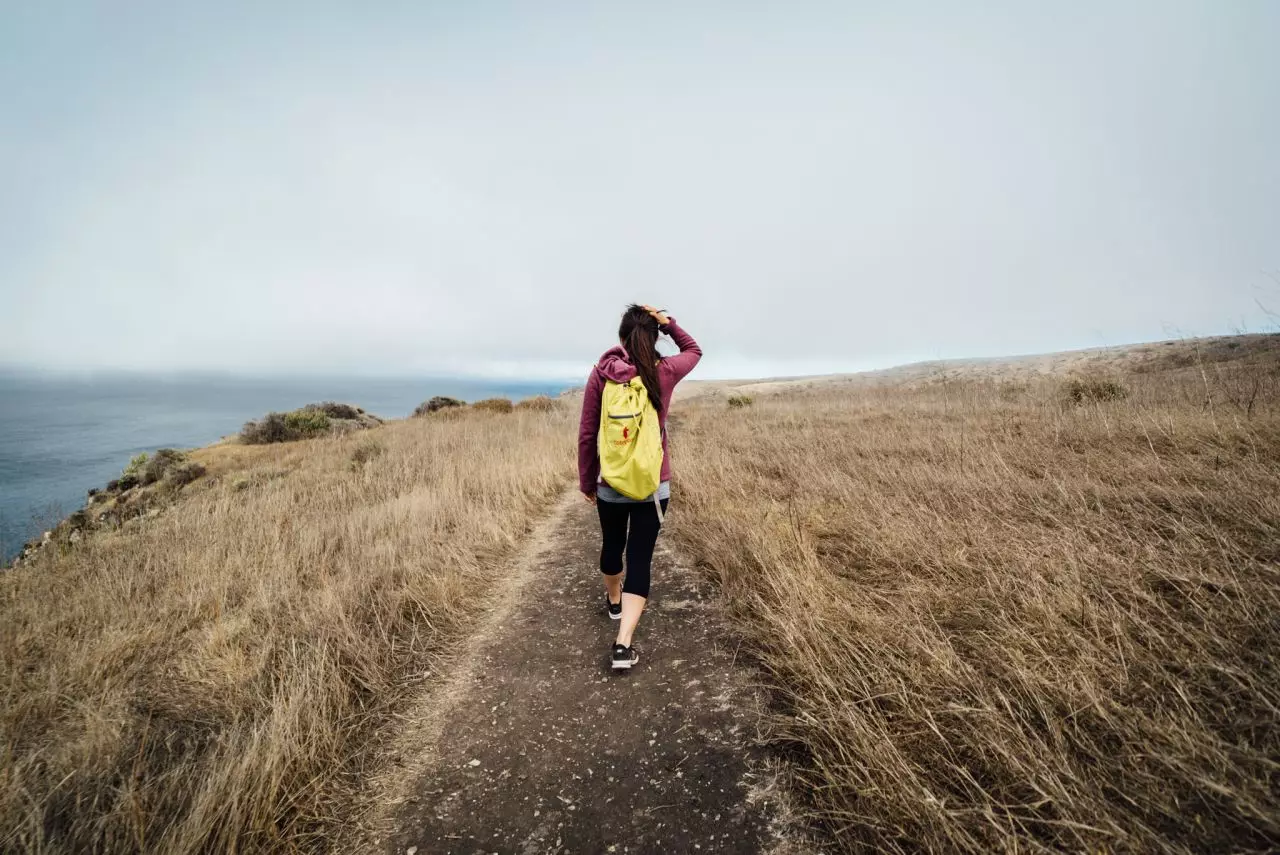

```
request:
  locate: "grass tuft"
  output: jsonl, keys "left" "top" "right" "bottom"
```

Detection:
{"left": 1062, "top": 376, "right": 1127, "bottom": 404}
{"left": 471, "top": 398, "right": 514, "bottom": 414}
{"left": 349, "top": 438, "right": 385, "bottom": 469}
{"left": 515, "top": 395, "right": 559, "bottom": 412}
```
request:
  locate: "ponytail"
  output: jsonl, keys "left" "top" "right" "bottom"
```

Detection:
{"left": 618, "top": 305, "right": 663, "bottom": 414}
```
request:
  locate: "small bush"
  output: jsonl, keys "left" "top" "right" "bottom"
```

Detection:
{"left": 350, "top": 439, "right": 384, "bottom": 468}
{"left": 304, "top": 402, "right": 362, "bottom": 420}
{"left": 241, "top": 408, "right": 332, "bottom": 444}
{"left": 142, "top": 449, "right": 186, "bottom": 485}
{"left": 472, "top": 398, "right": 514, "bottom": 414}
{"left": 165, "top": 461, "right": 206, "bottom": 488}
{"left": 1063, "top": 377, "right": 1128, "bottom": 405}
{"left": 284, "top": 409, "right": 330, "bottom": 436}
{"left": 998, "top": 381, "right": 1030, "bottom": 401}
{"left": 241, "top": 412, "right": 291, "bottom": 444}
{"left": 413, "top": 396, "right": 466, "bottom": 417}
{"left": 118, "top": 453, "right": 149, "bottom": 489}
{"left": 122, "top": 453, "right": 148, "bottom": 479}
{"left": 727, "top": 394, "right": 754, "bottom": 408}
{"left": 515, "top": 395, "right": 558, "bottom": 412}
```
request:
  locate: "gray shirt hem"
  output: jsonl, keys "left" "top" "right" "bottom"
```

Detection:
{"left": 597, "top": 480, "right": 671, "bottom": 503}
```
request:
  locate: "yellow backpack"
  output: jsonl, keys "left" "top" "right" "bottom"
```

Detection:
{"left": 597, "top": 376, "right": 664, "bottom": 503}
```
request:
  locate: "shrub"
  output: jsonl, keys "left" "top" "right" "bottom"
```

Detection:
{"left": 283, "top": 409, "right": 330, "bottom": 436}
{"left": 118, "top": 453, "right": 149, "bottom": 489}
{"left": 515, "top": 395, "right": 558, "bottom": 412}
{"left": 1063, "top": 377, "right": 1128, "bottom": 405}
{"left": 413, "top": 396, "right": 466, "bottom": 417}
{"left": 164, "top": 461, "right": 206, "bottom": 488}
{"left": 241, "top": 409, "right": 333, "bottom": 444}
{"left": 142, "top": 449, "right": 187, "bottom": 485}
{"left": 122, "top": 453, "right": 148, "bottom": 479}
{"left": 304, "top": 402, "right": 362, "bottom": 420}
{"left": 241, "top": 412, "right": 291, "bottom": 444}
{"left": 350, "top": 439, "right": 384, "bottom": 468}
{"left": 998, "top": 381, "right": 1030, "bottom": 401}
{"left": 472, "top": 398, "right": 514, "bottom": 414}
{"left": 727, "top": 394, "right": 754, "bottom": 408}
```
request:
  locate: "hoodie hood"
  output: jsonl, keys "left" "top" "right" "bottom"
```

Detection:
{"left": 595, "top": 346, "right": 638, "bottom": 383}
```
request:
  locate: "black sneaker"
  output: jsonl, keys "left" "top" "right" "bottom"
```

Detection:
{"left": 605, "top": 595, "right": 622, "bottom": 620}
{"left": 611, "top": 643, "right": 639, "bottom": 670}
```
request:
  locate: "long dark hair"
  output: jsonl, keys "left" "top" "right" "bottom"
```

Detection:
{"left": 618, "top": 304, "right": 663, "bottom": 413}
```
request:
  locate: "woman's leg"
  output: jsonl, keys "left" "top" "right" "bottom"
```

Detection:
{"left": 616, "top": 498, "right": 669, "bottom": 648}
{"left": 597, "top": 499, "right": 628, "bottom": 605}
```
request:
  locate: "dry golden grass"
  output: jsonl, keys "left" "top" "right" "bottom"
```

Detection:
{"left": 514, "top": 395, "right": 561, "bottom": 412}
{"left": 671, "top": 347, "right": 1280, "bottom": 853}
{"left": 5, "top": 336, "right": 1277, "bottom": 854}
{"left": 1, "top": 408, "right": 574, "bottom": 853}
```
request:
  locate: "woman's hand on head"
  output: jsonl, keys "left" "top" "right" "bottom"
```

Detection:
{"left": 582, "top": 491, "right": 597, "bottom": 505}
{"left": 643, "top": 305, "right": 670, "bottom": 326}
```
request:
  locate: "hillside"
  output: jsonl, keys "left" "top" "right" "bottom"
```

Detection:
{"left": 2, "top": 333, "right": 1278, "bottom": 854}
{"left": 669, "top": 331, "right": 1280, "bottom": 852}
{"left": 682, "top": 332, "right": 1280, "bottom": 398}
{"left": 1, "top": 402, "right": 576, "bottom": 852}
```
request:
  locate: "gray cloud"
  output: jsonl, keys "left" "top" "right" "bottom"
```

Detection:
{"left": 2, "top": 1, "right": 1277, "bottom": 380}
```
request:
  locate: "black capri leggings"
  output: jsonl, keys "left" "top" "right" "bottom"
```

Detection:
{"left": 597, "top": 498, "right": 669, "bottom": 599}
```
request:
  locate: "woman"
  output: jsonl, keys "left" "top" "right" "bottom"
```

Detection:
{"left": 578, "top": 304, "right": 702, "bottom": 670}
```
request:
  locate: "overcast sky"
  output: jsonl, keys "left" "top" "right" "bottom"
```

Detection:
{"left": 2, "top": 2, "right": 1277, "bottom": 380}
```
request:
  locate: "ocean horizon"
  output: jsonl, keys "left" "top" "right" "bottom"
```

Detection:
{"left": 0, "top": 369, "right": 575, "bottom": 562}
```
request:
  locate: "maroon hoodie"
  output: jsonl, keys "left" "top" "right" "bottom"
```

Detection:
{"left": 577, "top": 318, "right": 702, "bottom": 495}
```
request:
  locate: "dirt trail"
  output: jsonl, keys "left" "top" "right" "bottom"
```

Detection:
{"left": 363, "top": 489, "right": 796, "bottom": 855}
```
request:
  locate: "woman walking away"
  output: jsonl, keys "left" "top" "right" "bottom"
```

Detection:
{"left": 578, "top": 304, "right": 702, "bottom": 670}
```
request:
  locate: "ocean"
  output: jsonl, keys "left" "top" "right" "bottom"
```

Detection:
{"left": 0, "top": 371, "right": 573, "bottom": 562}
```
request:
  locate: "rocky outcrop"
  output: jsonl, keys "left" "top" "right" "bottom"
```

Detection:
{"left": 7, "top": 449, "right": 207, "bottom": 570}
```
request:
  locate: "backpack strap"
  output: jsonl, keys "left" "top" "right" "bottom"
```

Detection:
{"left": 653, "top": 491, "right": 665, "bottom": 524}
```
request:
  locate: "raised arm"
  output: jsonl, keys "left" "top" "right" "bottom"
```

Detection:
{"left": 577, "top": 367, "right": 604, "bottom": 495}
{"left": 659, "top": 317, "right": 702, "bottom": 383}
